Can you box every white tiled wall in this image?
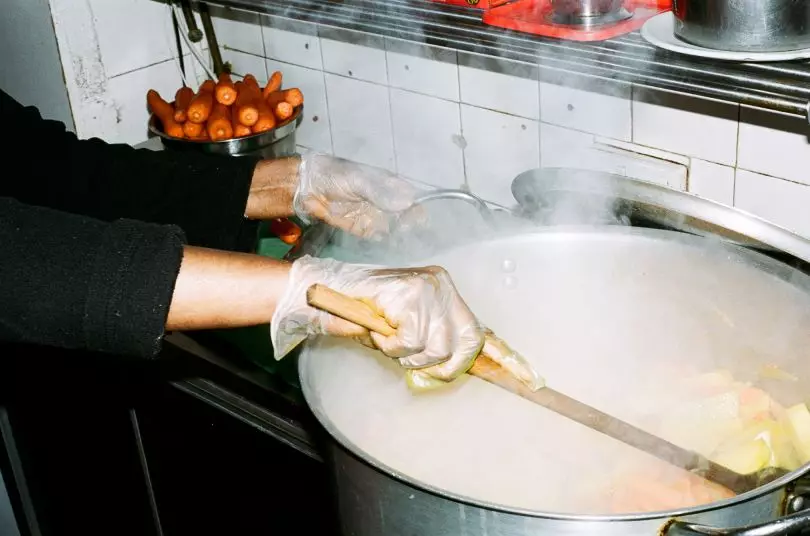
[46,0,810,238]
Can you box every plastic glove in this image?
[271,255,486,390]
[293,152,420,240]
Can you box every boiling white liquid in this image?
[303,230,810,514]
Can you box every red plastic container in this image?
[483,0,672,41]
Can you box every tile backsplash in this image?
[48,0,810,238]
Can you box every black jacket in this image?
[0,89,260,359]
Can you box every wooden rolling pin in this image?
[306,283,785,495]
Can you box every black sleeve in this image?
[0,196,185,359]
[0,89,259,251]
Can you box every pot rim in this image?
[299,224,810,521]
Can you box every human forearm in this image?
[243,156,300,220]
[166,246,291,331]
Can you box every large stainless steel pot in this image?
[550,0,632,26]
[299,171,810,535]
[672,0,810,53]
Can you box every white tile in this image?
[738,107,810,187]
[540,123,596,169]
[325,74,395,171]
[462,105,540,206]
[90,0,175,77]
[261,19,322,70]
[539,124,687,190]
[633,89,739,166]
[459,63,539,120]
[208,5,264,56]
[539,81,631,141]
[688,159,735,206]
[594,146,687,190]
[386,50,459,102]
[390,89,464,189]
[107,60,182,145]
[225,51,267,80]
[266,60,332,154]
[321,39,388,85]
[735,170,810,239]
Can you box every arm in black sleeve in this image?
[0,196,184,358]
[0,89,259,250]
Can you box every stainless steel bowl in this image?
[550,0,632,26]
[673,0,810,53]
[148,104,304,159]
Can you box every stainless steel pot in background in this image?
[672,0,810,53]
[148,104,304,159]
[550,0,632,26]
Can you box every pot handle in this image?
[666,507,810,536]
[407,189,499,223]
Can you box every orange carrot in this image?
[173,86,194,122]
[183,120,204,138]
[206,102,233,141]
[231,104,251,137]
[234,123,252,137]
[147,89,184,138]
[215,72,237,105]
[252,98,277,134]
[243,73,260,89]
[262,71,283,98]
[199,79,216,93]
[281,88,304,108]
[269,218,302,245]
[187,85,214,124]
[265,91,294,121]
[234,81,262,127]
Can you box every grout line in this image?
[732,167,738,206]
[108,57,182,79]
[732,104,742,204]
[630,84,635,143]
[385,49,400,175]
[318,33,336,156]
[258,12,269,64]
[456,52,469,190]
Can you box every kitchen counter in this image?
[206,0,810,124]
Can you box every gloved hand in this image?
[272,255,485,390]
[293,152,420,240]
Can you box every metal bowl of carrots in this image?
[147,71,305,160]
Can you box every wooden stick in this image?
[305,284,772,495]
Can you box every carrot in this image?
[281,88,304,108]
[187,85,214,124]
[183,120,204,138]
[265,91,294,122]
[147,89,184,138]
[234,123,252,138]
[234,81,262,127]
[252,98,277,134]
[262,71,283,98]
[243,73,260,89]
[199,79,216,93]
[215,72,237,105]
[268,218,302,245]
[231,104,251,137]
[173,86,194,122]
[206,102,233,141]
